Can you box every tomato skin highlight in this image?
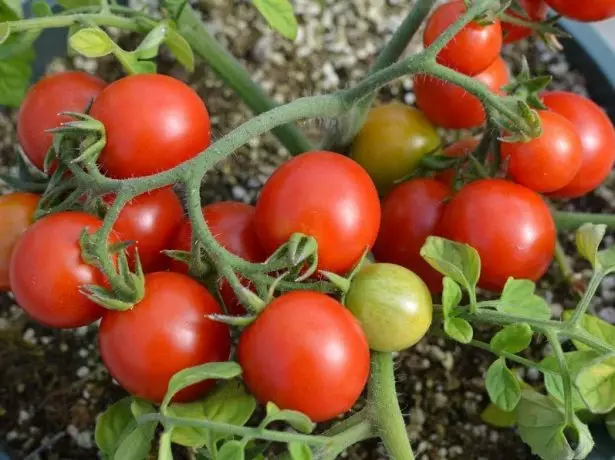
[255,151,381,274]
[542,91,615,198]
[438,179,556,291]
[414,57,509,130]
[423,0,502,76]
[372,178,451,293]
[238,291,370,422]
[502,0,548,43]
[502,110,583,193]
[90,74,211,178]
[9,212,115,328]
[544,0,615,22]
[435,138,480,187]
[345,263,433,352]
[99,272,230,403]
[17,71,106,171]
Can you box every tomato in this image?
[110,187,184,273]
[90,74,210,178]
[502,0,548,43]
[414,56,509,129]
[423,0,502,76]
[17,71,106,171]
[542,91,615,198]
[255,151,380,274]
[544,0,615,22]
[438,179,555,291]
[9,212,116,328]
[350,103,441,194]
[372,179,450,293]
[237,291,369,422]
[0,193,39,291]
[169,202,266,315]
[501,110,583,193]
[345,263,433,352]
[434,138,480,187]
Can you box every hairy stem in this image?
[553,211,615,231]
[568,271,602,326]
[314,420,374,460]
[468,339,557,375]
[546,330,573,424]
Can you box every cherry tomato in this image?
[423,0,502,76]
[17,72,106,171]
[501,110,583,193]
[544,0,615,22]
[90,74,211,178]
[372,179,451,293]
[434,138,480,187]
[0,193,39,291]
[9,212,116,328]
[502,0,548,43]
[414,56,509,129]
[345,263,433,352]
[438,179,555,291]
[255,151,380,274]
[542,91,615,198]
[99,272,230,403]
[110,187,184,273]
[350,103,441,194]
[237,291,369,422]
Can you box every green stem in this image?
[568,271,602,326]
[322,410,368,437]
[546,330,573,424]
[314,420,374,460]
[468,154,489,178]
[468,339,557,375]
[6,13,142,32]
[554,239,574,284]
[553,211,615,231]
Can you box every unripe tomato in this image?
[544,0,615,22]
[350,103,441,195]
[502,0,548,43]
[345,263,433,352]
[238,291,369,422]
[434,138,480,187]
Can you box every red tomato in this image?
[90,74,210,178]
[542,91,615,198]
[544,0,615,22]
[254,151,380,274]
[372,179,451,293]
[438,179,555,291]
[237,291,369,422]
[414,56,509,129]
[423,0,502,76]
[0,193,39,291]
[503,0,548,43]
[17,72,106,171]
[99,272,230,403]
[501,110,583,193]
[110,187,184,273]
[9,212,116,328]
[435,138,480,187]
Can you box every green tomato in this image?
[350,103,441,195]
[345,263,433,352]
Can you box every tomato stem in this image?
[567,271,603,327]
[553,211,615,231]
[467,339,558,375]
[546,330,574,425]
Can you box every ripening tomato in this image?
[255,151,380,274]
[238,291,369,422]
[423,0,502,75]
[544,0,615,22]
[350,103,441,194]
[414,56,509,129]
[372,179,451,292]
[345,263,433,352]
[434,138,480,187]
[99,272,230,403]
[17,72,106,171]
[110,187,184,273]
[9,212,116,328]
[501,110,583,193]
[502,0,548,43]
[542,91,615,198]
[438,179,555,291]
[0,193,39,291]
[90,74,211,178]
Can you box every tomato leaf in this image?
[490,323,532,354]
[0,22,9,44]
[251,0,298,40]
[95,398,135,457]
[606,410,615,440]
[288,442,312,460]
[57,0,98,9]
[442,277,462,318]
[480,403,517,428]
[576,353,615,414]
[562,311,615,351]
[444,317,473,344]
[264,402,315,434]
[164,26,194,72]
[495,278,551,321]
[486,358,521,412]
[69,28,115,58]
[217,440,245,460]
[113,419,157,460]
[158,430,173,460]
[135,23,167,60]
[0,0,22,20]
[576,223,606,269]
[0,45,34,107]
[541,351,598,412]
[31,0,52,17]
[420,236,480,293]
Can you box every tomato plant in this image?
[502,0,548,43]
[544,0,615,22]
[434,138,480,186]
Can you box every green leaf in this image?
[597,245,615,273]
[57,0,98,9]
[31,0,52,16]
[569,417,595,460]
[576,353,615,414]
[442,277,462,318]
[217,441,245,460]
[131,399,155,418]
[158,430,173,460]
[0,22,9,44]
[252,0,298,40]
[486,358,521,412]
[496,278,551,321]
[69,28,115,58]
[606,410,615,440]
[165,26,194,72]
[0,0,22,20]
[490,323,533,354]
[289,442,312,460]
[136,23,167,60]
[562,311,615,351]
[444,317,473,344]
[576,223,606,269]
[161,362,242,413]
[263,402,315,434]
[113,420,156,460]
[95,398,134,457]
[480,403,517,428]
[0,47,34,107]
[420,236,480,292]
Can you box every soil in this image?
[1,1,614,459]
